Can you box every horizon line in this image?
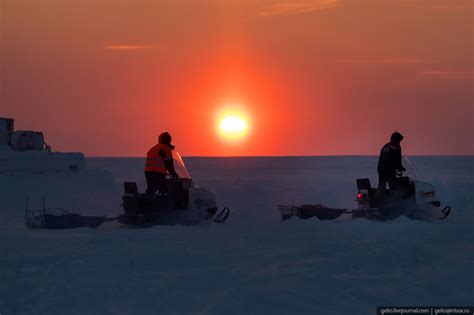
[87,154,474,158]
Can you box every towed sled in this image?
[25,199,112,229]
[117,152,229,227]
[277,176,451,222]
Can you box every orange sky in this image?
[2,0,473,156]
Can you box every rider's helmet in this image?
[391,131,404,144]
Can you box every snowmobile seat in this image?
[356,178,371,190]
[124,182,138,195]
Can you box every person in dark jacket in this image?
[377,131,406,190]
[144,132,179,194]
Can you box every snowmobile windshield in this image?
[401,156,419,180]
[172,152,191,179]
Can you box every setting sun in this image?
[218,115,249,140]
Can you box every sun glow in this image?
[218,114,249,140]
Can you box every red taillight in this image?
[357,193,364,199]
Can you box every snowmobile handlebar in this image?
[396,167,407,177]
[165,173,180,180]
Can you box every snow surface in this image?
[0,156,473,315]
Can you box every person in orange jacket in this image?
[144,132,179,194]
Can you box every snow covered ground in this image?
[0,156,473,315]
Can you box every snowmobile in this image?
[351,176,450,221]
[117,152,229,227]
[277,175,451,222]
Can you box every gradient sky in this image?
[2,0,473,156]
